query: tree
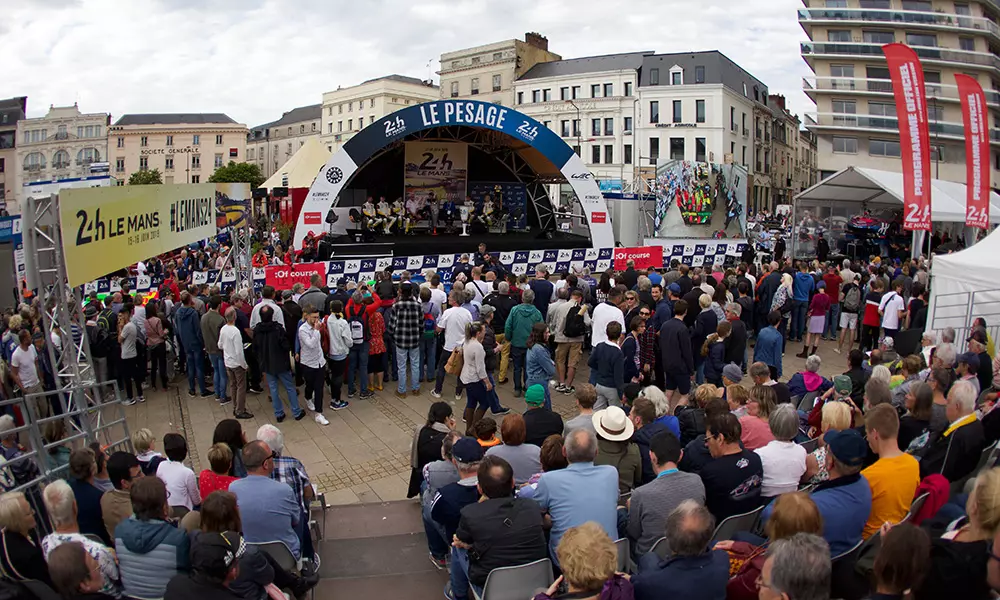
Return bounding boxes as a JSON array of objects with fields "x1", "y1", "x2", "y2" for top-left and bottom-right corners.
[
  {"x1": 128, "y1": 169, "x2": 162, "y2": 185},
  {"x1": 208, "y1": 161, "x2": 265, "y2": 189}
]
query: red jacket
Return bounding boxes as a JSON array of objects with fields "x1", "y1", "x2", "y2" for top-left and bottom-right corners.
[
  {"x1": 158, "y1": 279, "x2": 181, "y2": 301},
  {"x1": 345, "y1": 291, "x2": 382, "y2": 320}
]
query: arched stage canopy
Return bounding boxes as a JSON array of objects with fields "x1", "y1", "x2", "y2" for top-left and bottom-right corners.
[{"x1": 292, "y1": 99, "x2": 613, "y2": 249}]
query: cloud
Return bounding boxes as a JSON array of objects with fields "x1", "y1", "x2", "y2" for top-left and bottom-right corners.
[{"x1": 5, "y1": 0, "x2": 812, "y2": 126}]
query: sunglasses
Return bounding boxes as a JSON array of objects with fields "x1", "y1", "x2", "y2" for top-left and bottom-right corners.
[{"x1": 639, "y1": 311, "x2": 650, "y2": 316}]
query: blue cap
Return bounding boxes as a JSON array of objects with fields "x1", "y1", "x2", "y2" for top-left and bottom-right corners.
[
  {"x1": 823, "y1": 429, "x2": 868, "y2": 468},
  {"x1": 452, "y1": 437, "x2": 485, "y2": 463},
  {"x1": 667, "y1": 283, "x2": 682, "y2": 295}
]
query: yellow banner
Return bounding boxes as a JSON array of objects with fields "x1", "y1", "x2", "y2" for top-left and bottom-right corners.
[{"x1": 59, "y1": 184, "x2": 225, "y2": 287}]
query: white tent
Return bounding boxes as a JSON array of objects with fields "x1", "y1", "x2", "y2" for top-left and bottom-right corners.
[
  {"x1": 927, "y1": 227, "x2": 1000, "y2": 339},
  {"x1": 261, "y1": 138, "x2": 331, "y2": 190}
]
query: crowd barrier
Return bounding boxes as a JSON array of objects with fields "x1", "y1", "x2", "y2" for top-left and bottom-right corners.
[{"x1": 82, "y1": 240, "x2": 748, "y2": 295}]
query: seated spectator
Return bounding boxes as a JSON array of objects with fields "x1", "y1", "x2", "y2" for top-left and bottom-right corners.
[
  {"x1": 0, "y1": 491, "x2": 52, "y2": 585},
  {"x1": 429, "y1": 438, "x2": 484, "y2": 574},
  {"x1": 42, "y1": 418, "x2": 72, "y2": 473},
  {"x1": 408, "y1": 402, "x2": 456, "y2": 499},
  {"x1": 485, "y1": 413, "x2": 541, "y2": 485},
  {"x1": 748, "y1": 360, "x2": 792, "y2": 406},
  {"x1": 676, "y1": 384, "x2": 714, "y2": 446},
  {"x1": 156, "y1": 433, "x2": 201, "y2": 514},
  {"x1": 421, "y1": 431, "x2": 463, "y2": 568},
  {"x1": 862, "y1": 403, "x2": 920, "y2": 539},
  {"x1": 739, "y1": 385, "x2": 777, "y2": 450},
  {"x1": 474, "y1": 417, "x2": 501, "y2": 448},
  {"x1": 892, "y1": 355, "x2": 925, "y2": 409},
  {"x1": 451, "y1": 456, "x2": 548, "y2": 600},
  {"x1": 115, "y1": 476, "x2": 191, "y2": 600},
  {"x1": 164, "y1": 531, "x2": 245, "y2": 600},
  {"x1": 91, "y1": 442, "x2": 114, "y2": 493},
  {"x1": 101, "y1": 451, "x2": 143, "y2": 541},
  {"x1": 678, "y1": 397, "x2": 731, "y2": 474},
  {"x1": 630, "y1": 396, "x2": 674, "y2": 484},
  {"x1": 47, "y1": 541, "x2": 116, "y2": 600},
  {"x1": 640, "y1": 385, "x2": 681, "y2": 440},
  {"x1": 787, "y1": 354, "x2": 833, "y2": 401},
  {"x1": 67, "y1": 447, "x2": 113, "y2": 546},
  {"x1": 593, "y1": 406, "x2": 642, "y2": 496},
  {"x1": 517, "y1": 434, "x2": 568, "y2": 500},
  {"x1": 920, "y1": 380, "x2": 986, "y2": 482},
  {"x1": 532, "y1": 522, "x2": 632, "y2": 600},
  {"x1": 199, "y1": 443, "x2": 240, "y2": 499},
  {"x1": 764, "y1": 429, "x2": 871, "y2": 556},
  {"x1": 534, "y1": 429, "x2": 619, "y2": 563},
  {"x1": 801, "y1": 400, "x2": 852, "y2": 484},
  {"x1": 899, "y1": 381, "x2": 934, "y2": 455},
  {"x1": 727, "y1": 384, "x2": 749, "y2": 418},
  {"x1": 523, "y1": 385, "x2": 564, "y2": 447},
  {"x1": 229, "y1": 441, "x2": 301, "y2": 560},
  {"x1": 957, "y1": 352, "x2": 982, "y2": 397},
  {"x1": 757, "y1": 534, "x2": 831, "y2": 600},
  {"x1": 256, "y1": 424, "x2": 317, "y2": 563},
  {"x1": 755, "y1": 404, "x2": 807, "y2": 498},
  {"x1": 631, "y1": 500, "x2": 728, "y2": 600},
  {"x1": 810, "y1": 374, "x2": 855, "y2": 431},
  {"x1": 212, "y1": 419, "x2": 249, "y2": 478},
  {"x1": 563, "y1": 383, "x2": 598, "y2": 436},
  {"x1": 871, "y1": 523, "x2": 931, "y2": 599},
  {"x1": 700, "y1": 413, "x2": 763, "y2": 522},
  {"x1": 716, "y1": 492, "x2": 824, "y2": 600},
  {"x1": 628, "y1": 431, "x2": 705, "y2": 557},
  {"x1": 42, "y1": 479, "x2": 122, "y2": 598},
  {"x1": 132, "y1": 428, "x2": 164, "y2": 476}
]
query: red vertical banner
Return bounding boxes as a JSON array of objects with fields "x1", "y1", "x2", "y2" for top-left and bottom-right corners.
[
  {"x1": 883, "y1": 43, "x2": 932, "y2": 231},
  {"x1": 956, "y1": 74, "x2": 990, "y2": 229}
]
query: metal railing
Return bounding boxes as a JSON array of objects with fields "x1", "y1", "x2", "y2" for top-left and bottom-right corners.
[
  {"x1": 805, "y1": 112, "x2": 1000, "y2": 142},
  {"x1": 801, "y1": 41, "x2": 1000, "y2": 70},
  {"x1": 803, "y1": 76, "x2": 1000, "y2": 106},
  {"x1": 929, "y1": 288, "x2": 1000, "y2": 353},
  {"x1": 798, "y1": 8, "x2": 1000, "y2": 37}
]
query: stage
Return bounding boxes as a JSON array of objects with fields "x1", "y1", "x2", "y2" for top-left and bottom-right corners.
[{"x1": 318, "y1": 230, "x2": 592, "y2": 260}]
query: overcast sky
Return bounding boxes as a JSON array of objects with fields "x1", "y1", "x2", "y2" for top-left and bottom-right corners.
[{"x1": 8, "y1": 0, "x2": 812, "y2": 127}]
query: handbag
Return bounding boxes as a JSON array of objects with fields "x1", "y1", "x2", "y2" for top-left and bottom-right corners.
[{"x1": 445, "y1": 347, "x2": 464, "y2": 375}]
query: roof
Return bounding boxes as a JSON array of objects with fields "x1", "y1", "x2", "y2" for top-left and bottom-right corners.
[
  {"x1": 359, "y1": 74, "x2": 434, "y2": 87},
  {"x1": 113, "y1": 113, "x2": 238, "y2": 126},
  {"x1": 518, "y1": 51, "x2": 653, "y2": 80},
  {"x1": 250, "y1": 104, "x2": 322, "y2": 132},
  {"x1": 261, "y1": 137, "x2": 332, "y2": 189}
]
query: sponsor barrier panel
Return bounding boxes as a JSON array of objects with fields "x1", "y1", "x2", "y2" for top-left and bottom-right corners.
[{"x1": 613, "y1": 246, "x2": 663, "y2": 271}]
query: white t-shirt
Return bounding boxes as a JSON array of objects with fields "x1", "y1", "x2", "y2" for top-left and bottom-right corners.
[
  {"x1": 429, "y1": 286, "x2": 448, "y2": 311},
  {"x1": 755, "y1": 440, "x2": 807, "y2": 497},
  {"x1": 468, "y1": 280, "x2": 490, "y2": 305},
  {"x1": 591, "y1": 302, "x2": 625, "y2": 347},
  {"x1": 156, "y1": 459, "x2": 201, "y2": 511},
  {"x1": 438, "y1": 306, "x2": 473, "y2": 352},
  {"x1": 136, "y1": 261, "x2": 147, "y2": 275},
  {"x1": 10, "y1": 345, "x2": 39, "y2": 389},
  {"x1": 879, "y1": 291, "x2": 905, "y2": 329}
]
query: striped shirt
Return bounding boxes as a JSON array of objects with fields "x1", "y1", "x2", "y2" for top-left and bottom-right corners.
[{"x1": 627, "y1": 469, "x2": 706, "y2": 556}]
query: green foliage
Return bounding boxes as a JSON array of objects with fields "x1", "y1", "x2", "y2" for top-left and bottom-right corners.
[
  {"x1": 128, "y1": 169, "x2": 162, "y2": 185},
  {"x1": 208, "y1": 161, "x2": 265, "y2": 189}
]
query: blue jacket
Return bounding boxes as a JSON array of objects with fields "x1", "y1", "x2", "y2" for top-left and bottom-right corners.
[
  {"x1": 588, "y1": 341, "x2": 624, "y2": 396},
  {"x1": 704, "y1": 340, "x2": 726, "y2": 383},
  {"x1": 632, "y1": 422, "x2": 672, "y2": 484},
  {"x1": 650, "y1": 299, "x2": 673, "y2": 333},
  {"x1": 633, "y1": 549, "x2": 729, "y2": 600},
  {"x1": 793, "y1": 272, "x2": 816, "y2": 302},
  {"x1": 753, "y1": 326, "x2": 784, "y2": 378},
  {"x1": 115, "y1": 517, "x2": 190, "y2": 600},
  {"x1": 526, "y1": 343, "x2": 555, "y2": 384},
  {"x1": 174, "y1": 306, "x2": 203, "y2": 351},
  {"x1": 690, "y1": 310, "x2": 718, "y2": 362},
  {"x1": 763, "y1": 473, "x2": 871, "y2": 556}
]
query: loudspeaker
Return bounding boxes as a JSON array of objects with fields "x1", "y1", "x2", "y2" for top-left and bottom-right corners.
[
  {"x1": 272, "y1": 187, "x2": 289, "y2": 198},
  {"x1": 252, "y1": 188, "x2": 268, "y2": 199}
]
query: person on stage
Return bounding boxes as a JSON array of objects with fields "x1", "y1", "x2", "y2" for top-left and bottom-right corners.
[
  {"x1": 478, "y1": 195, "x2": 495, "y2": 229},
  {"x1": 404, "y1": 195, "x2": 423, "y2": 235},
  {"x1": 376, "y1": 196, "x2": 392, "y2": 235},
  {"x1": 390, "y1": 197, "x2": 405, "y2": 234},
  {"x1": 461, "y1": 195, "x2": 476, "y2": 234},
  {"x1": 441, "y1": 196, "x2": 457, "y2": 232},
  {"x1": 426, "y1": 192, "x2": 441, "y2": 235},
  {"x1": 362, "y1": 196, "x2": 381, "y2": 232}
]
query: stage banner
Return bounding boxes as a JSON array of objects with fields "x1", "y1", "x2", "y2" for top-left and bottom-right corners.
[
  {"x1": 264, "y1": 263, "x2": 325, "y2": 289},
  {"x1": 883, "y1": 43, "x2": 932, "y2": 231},
  {"x1": 404, "y1": 142, "x2": 468, "y2": 209},
  {"x1": 956, "y1": 74, "x2": 990, "y2": 229},
  {"x1": 613, "y1": 246, "x2": 664, "y2": 271},
  {"x1": 59, "y1": 184, "x2": 217, "y2": 287},
  {"x1": 215, "y1": 182, "x2": 251, "y2": 230}
]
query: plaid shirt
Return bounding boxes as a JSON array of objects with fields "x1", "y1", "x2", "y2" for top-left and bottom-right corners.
[
  {"x1": 271, "y1": 455, "x2": 311, "y2": 513},
  {"x1": 388, "y1": 298, "x2": 423, "y2": 350},
  {"x1": 638, "y1": 329, "x2": 656, "y2": 370}
]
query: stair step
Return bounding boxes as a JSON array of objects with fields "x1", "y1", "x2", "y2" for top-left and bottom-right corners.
[{"x1": 312, "y1": 572, "x2": 448, "y2": 599}]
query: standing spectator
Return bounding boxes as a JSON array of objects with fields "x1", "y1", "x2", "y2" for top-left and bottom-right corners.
[
  {"x1": 701, "y1": 321, "x2": 730, "y2": 387},
  {"x1": 592, "y1": 288, "x2": 626, "y2": 349},
  {"x1": 754, "y1": 311, "x2": 785, "y2": 380},
  {"x1": 297, "y1": 274, "x2": 327, "y2": 314},
  {"x1": 67, "y1": 447, "x2": 113, "y2": 546},
  {"x1": 528, "y1": 266, "x2": 555, "y2": 319},
  {"x1": 505, "y1": 288, "x2": 544, "y2": 398},
  {"x1": 861, "y1": 279, "x2": 885, "y2": 352},
  {"x1": 756, "y1": 534, "x2": 831, "y2": 600},
  {"x1": 145, "y1": 301, "x2": 170, "y2": 391},
  {"x1": 691, "y1": 294, "x2": 718, "y2": 385},
  {"x1": 218, "y1": 307, "x2": 252, "y2": 420},
  {"x1": 10, "y1": 328, "x2": 46, "y2": 416},
  {"x1": 822, "y1": 263, "x2": 843, "y2": 342},
  {"x1": 229, "y1": 441, "x2": 302, "y2": 560},
  {"x1": 201, "y1": 297, "x2": 228, "y2": 406},
  {"x1": 254, "y1": 305, "x2": 305, "y2": 422},
  {"x1": 344, "y1": 285, "x2": 381, "y2": 400},
  {"x1": 790, "y1": 261, "x2": 815, "y2": 343},
  {"x1": 837, "y1": 273, "x2": 862, "y2": 354},
  {"x1": 660, "y1": 299, "x2": 693, "y2": 405},
  {"x1": 724, "y1": 302, "x2": 748, "y2": 370},
  {"x1": 459, "y1": 322, "x2": 493, "y2": 434},
  {"x1": 390, "y1": 282, "x2": 423, "y2": 399},
  {"x1": 879, "y1": 278, "x2": 906, "y2": 343},
  {"x1": 417, "y1": 287, "x2": 441, "y2": 384},
  {"x1": 549, "y1": 288, "x2": 590, "y2": 394},
  {"x1": 796, "y1": 280, "x2": 829, "y2": 358},
  {"x1": 325, "y1": 300, "x2": 352, "y2": 411},
  {"x1": 366, "y1": 299, "x2": 387, "y2": 392},
  {"x1": 969, "y1": 328, "x2": 994, "y2": 395},
  {"x1": 175, "y1": 292, "x2": 211, "y2": 398},
  {"x1": 117, "y1": 304, "x2": 145, "y2": 406},
  {"x1": 156, "y1": 434, "x2": 200, "y2": 514},
  {"x1": 589, "y1": 321, "x2": 625, "y2": 410},
  {"x1": 483, "y1": 282, "x2": 516, "y2": 383},
  {"x1": 700, "y1": 413, "x2": 763, "y2": 521},
  {"x1": 297, "y1": 307, "x2": 329, "y2": 426},
  {"x1": 526, "y1": 322, "x2": 556, "y2": 410},
  {"x1": 433, "y1": 290, "x2": 473, "y2": 400}
]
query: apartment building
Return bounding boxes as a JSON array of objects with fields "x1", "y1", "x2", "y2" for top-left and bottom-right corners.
[
  {"x1": 0, "y1": 98, "x2": 26, "y2": 210},
  {"x1": 796, "y1": 129, "x2": 820, "y2": 192},
  {"x1": 439, "y1": 32, "x2": 561, "y2": 106},
  {"x1": 247, "y1": 104, "x2": 322, "y2": 180},
  {"x1": 109, "y1": 114, "x2": 248, "y2": 185},
  {"x1": 768, "y1": 94, "x2": 802, "y2": 206},
  {"x1": 799, "y1": 0, "x2": 1000, "y2": 182}
]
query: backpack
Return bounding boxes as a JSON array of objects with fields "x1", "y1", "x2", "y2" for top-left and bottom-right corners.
[
  {"x1": 348, "y1": 306, "x2": 368, "y2": 344},
  {"x1": 320, "y1": 316, "x2": 331, "y2": 355},
  {"x1": 422, "y1": 308, "x2": 437, "y2": 340},
  {"x1": 843, "y1": 284, "x2": 861, "y2": 312},
  {"x1": 563, "y1": 306, "x2": 587, "y2": 338}
]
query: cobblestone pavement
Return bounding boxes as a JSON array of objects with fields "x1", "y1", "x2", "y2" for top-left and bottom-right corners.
[{"x1": 130, "y1": 337, "x2": 845, "y2": 505}]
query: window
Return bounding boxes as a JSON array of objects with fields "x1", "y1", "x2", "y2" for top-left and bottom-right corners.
[
  {"x1": 532, "y1": 90, "x2": 540, "y2": 103},
  {"x1": 827, "y1": 30, "x2": 851, "y2": 42},
  {"x1": 214, "y1": 154, "x2": 223, "y2": 167},
  {"x1": 591, "y1": 84, "x2": 601, "y2": 98},
  {"x1": 560, "y1": 87, "x2": 569, "y2": 101},
  {"x1": 517, "y1": 91, "x2": 523, "y2": 104},
  {"x1": 338, "y1": 104, "x2": 343, "y2": 114},
  {"x1": 543, "y1": 120, "x2": 551, "y2": 129},
  {"x1": 695, "y1": 66, "x2": 705, "y2": 83},
  {"x1": 826, "y1": 0, "x2": 847, "y2": 6},
  {"x1": 860, "y1": 0, "x2": 890, "y2": 6},
  {"x1": 960, "y1": 37, "x2": 976, "y2": 51},
  {"x1": 115, "y1": 158, "x2": 124, "y2": 172},
  {"x1": 471, "y1": 56, "x2": 480, "y2": 64},
  {"x1": 603, "y1": 83, "x2": 613, "y2": 97},
  {"x1": 650, "y1": 69, "x2": 659, "y2": 85},
  {"x1": 906, "y1": 33, "x2": 937, "y2": 47},
  {"x1": 742, "y1": 146, "x2": 747, "y2": 165},
  {"x1": 730, "y1": 106, "x2": 737, "y2": 131},
  {"x1": 955, "y1": 3, "x2": 971, "y2": 15},
  {"x1": 869, "y1": 101, "x2": 897, "y2": 128},
  {"x1": 870, "y1": 139, "x2": 901, "y2": 157},
  {"x1": 592, "y1": 145, "x2": 601, "y2": 164},
  {"x1": 901, "y1": 0, "x2": 932, "y2": 9},
  {"x1": 572, "y1": 86, "x2": 580, "y2": 99},
  {"x1": 673, "y1": 100, "x2": 682, "y2": 123},
  {"x1": 696, "y1": 138, "x2": 707, "y2": 163},
  {"x1": 471, "y1": 78, "x2": 480, "y2": 95},
  {"x1": 299, "y1": 125, "x2": 305, "y2": 134},
  {"x1": 359, "y1": 101, "x2": 364, "y2": 110},
  {"x1": 604, "y1": 145, "x2": 613, "y2": 164},
  {"x1": 287, "y1": 127, "x2": 292, "y2": 135},
  {"x1": 592, "y1": 119, "x2": 601, "y2": 136},
  {"x1": 650, "y1": 137, "x2": 660, "y2": 161},
  {"x1": 370, "y1": 115, "x2": 375, "y2": 125},
  {"x1": 193, "y1": 134, "x2": 200, "y2": 145},
  {"x1": 370, "y1": 99, "x2": 375, "y2": 108},
  {"x1": 493, "y1": 52, "x2": 502, "y2": 61},
  {"x1": 866, "y1": 66, "x2": 892, "y2": 92},
  {"x1": 493, "y1": 74, "x2": 502, "y2": 92},
  {"x1": 348, "y1": 119, "x2": 353, "y2": 130},
  {"x1": 191, "y1": 175, "x2": 200, "y2": 184},
  {"x1": 604, "y1": 118, "x2": 614, "y2": 136},
  {"x1": 348, "y1": 102, "x2": 353, "y2": 112},
  {"x1": 166, "y1": 135, "x2": 173, "y2": 146},
  {"x1": 650, "y1": 101, "x2": 660, "y2": 124},
  {"x1": 192, "y1": 154, "x2": 201, "y2": 167},
  {"x1": 572, "y1": 119, "x2": 580, "y2": 137},
  {"x1": 52, "y1": 150, "x2": 69, "y2": 169},
  {"x1": 624, "y1": 144, "x2": 632, "y2": 164},
  {"x1": 312, "y1": 122, "x2": 317, "y2": 131},
  {"x1": 543, "y1": 89, "x2": 551, "y2": 101},
  {"x1": 337, "y1": 121, "x2": 343, "y2": 132},
  {"x1": 832, "y1": 99, "x2": 857, "y2": 125},
  {"x1": 165, "y1": 157, "x2": 174, "y2": 170},
  {"x1": 671, "y1": 71, "x2": 682, "y2": 85},
  {"x1": 139, "y1": 156, "x2": 148, "y2": 170},
  {"x1": 832, "y1": 136, "x2": 858, "y2": 153},
  {"x1": 624, "y1": 116, "x2": 633, "y2": 132},
  {"x1": 670, "y1": 138, "x2": 685, "y2": 160},
  {"x1": 561, "y1": 120, "x2": 570, "y2": 137},
  {"x1": 624, "y1": 82, "x2": 633, "y2": 96},
  {"x1": 927, "y1": 103, "x2": 944, "y2": 122},
  {"x1": 696, "y1": 99, "x2": 706, "y2": 123},
  {"x1": 115, "y1": 136, "x2": 124, "y2": 148}
]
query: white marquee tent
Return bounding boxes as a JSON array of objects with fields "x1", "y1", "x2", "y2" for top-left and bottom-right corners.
[
  {"x1": 261, "y1": 138, "x2": 331, "y2": 190},
  {"x1": 927, "y1": 227, "x2": 1000, "y2": 339}
]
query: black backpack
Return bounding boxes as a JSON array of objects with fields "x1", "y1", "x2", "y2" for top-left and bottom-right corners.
[{"x1": 563, "y1": 306, "x2": 587, "y2": 338}]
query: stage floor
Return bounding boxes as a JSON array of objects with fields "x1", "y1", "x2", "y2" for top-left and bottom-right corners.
[{"x1": 322, "y1": 231, "x2": 592, "y2": 259}]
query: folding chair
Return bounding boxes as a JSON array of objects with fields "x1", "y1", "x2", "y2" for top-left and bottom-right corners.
[
  {"x1": 901, "y1": 492, "x2": 930, "y2": 524},
  {"x1": 310, "y1": 491, "x2": 327, "y2": 543},
  {"x1": 249, "y1": 540, "x2": 314, "y2": 600},
  {"x1": 831, "y1": 538, "x2": 865, "y2": 563},
  {"x1": 649, "y1": 536, "x2": 670, "y2": 560},
  {"x1": 710, "y1": 505, "x2": 765, "y2": 546},
  {"x1": 472, "y1": 558, "x2": 554, "y2": 600},
  {"x1": 797, "y1": 391, "x2": 819, "y2": 412},
  {"x1": 83, "y1": 533, "x2": 103, "y2": 544},
  {"x1": 831, "y1": 538, "x2": 869, "y2": 600},
  {"x1": 798, "y1": 437, "x2": 820, "y2": 454},
  {"x1": 949, "y1": 441, "x2": 998, "y2": 495},
  {"x1": 614, "y1": 538, "x2": 630, "y2": 573}
]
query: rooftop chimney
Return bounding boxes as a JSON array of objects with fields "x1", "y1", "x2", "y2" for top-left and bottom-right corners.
[{"x1": 524, "y1": 32, "x2": 548, "y2": 51}]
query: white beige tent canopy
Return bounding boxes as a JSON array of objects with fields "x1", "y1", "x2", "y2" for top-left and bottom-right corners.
[{"x1": 261, "y1": 137, "x2": 332, "y2": 190}]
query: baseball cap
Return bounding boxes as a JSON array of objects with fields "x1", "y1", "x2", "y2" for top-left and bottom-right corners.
[
  {"x1": 833, "y1": 375, "x2": 853, "y2": 395},
  {"x1": 968, "y1": 329, "x2": 988, "y2": 345},
  {"x1": 190, "y1": 531, "x2": 245, "y2": 577},
  {"x1": 823, "y1": 429, "x2": 868, "y2": 468},
  {"x1": 525, "y1": 384, "x2": 546, "y2": 407},
  {"x1": 667, "y1": 283, "x2": 682, "y2": 295},
  {"x1": 452, "y1": 437, "x2": 485, "y2": 463},
  {"x1": 479, "y1": 304, "x2": 495, "y2": 318},
  {"x1": 958, "y1": 351, "x2": 979, "y2": 366},
  {"x1": 337, "y1": 278, "x2": 347, "y2": 288},
  {"x1": 722, "y1": 363, "x2": 743, "y2": 384},
  {"x1": 281, "y1": 289, "x2": 293, "y2": 300}
]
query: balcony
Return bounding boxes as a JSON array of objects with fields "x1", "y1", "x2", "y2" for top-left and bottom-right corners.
[
  {"x1": 743, "y1": 127, "x2": 750, "y2": 137},
  {"x1": 804, "y1": 111, "x2": 1000, "y2": 144},
  {"x1": 803, "y1": 76, "x2": 1000, "y2": 107},
  {"x1": 24, "y1": 164, "x2": 44, "y2": 172},
  {"x1": 52, "y1": 162, "x2": 70, "y2": 170},
  {"x1": 798, "y1": 8, "x2": 1000, "y2": 39},
  {"x1": 801, "y1": 41, "x2": 1000, "y2": 71}
]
